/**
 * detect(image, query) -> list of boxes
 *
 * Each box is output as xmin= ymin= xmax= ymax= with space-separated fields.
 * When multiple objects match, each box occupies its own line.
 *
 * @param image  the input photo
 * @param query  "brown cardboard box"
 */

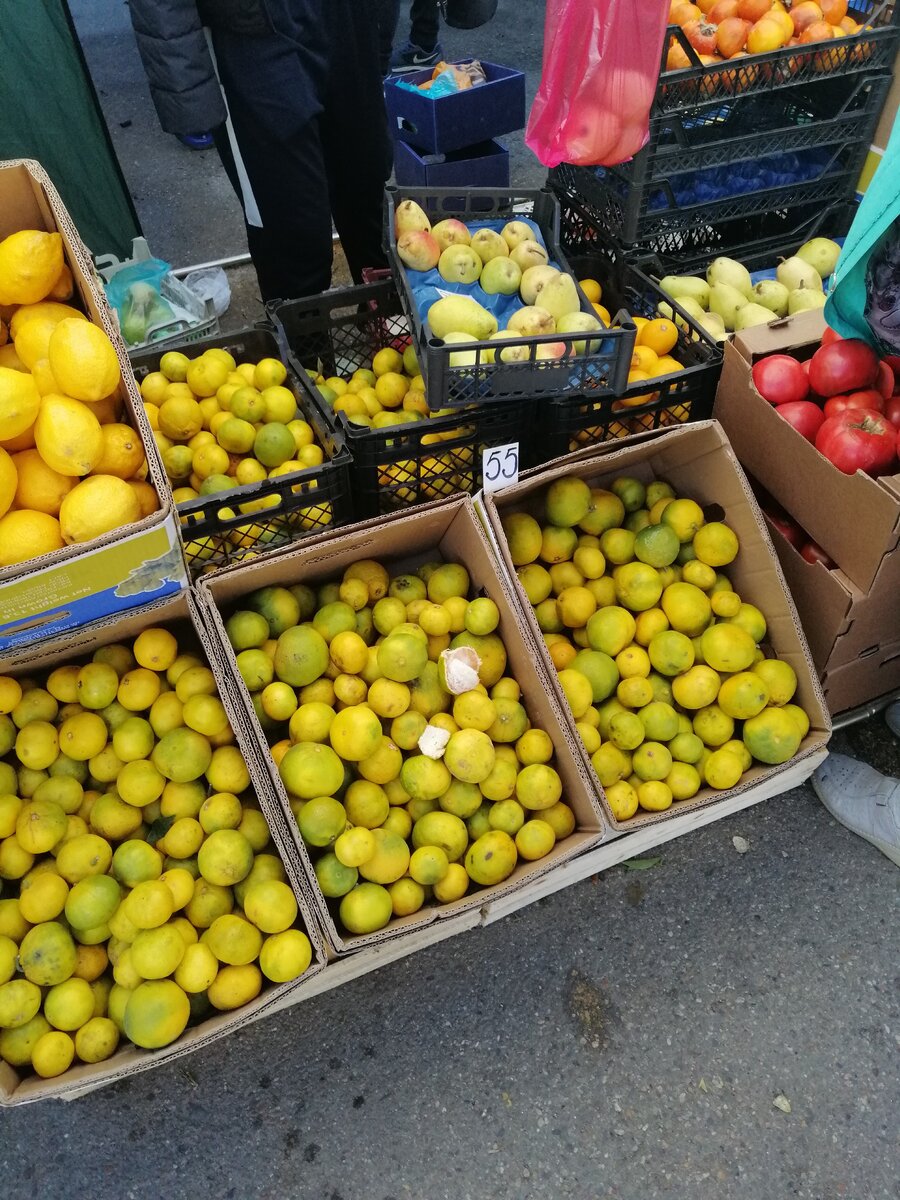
xmin=0 ymin=592 xmax=327 ymax=1106
xmin=761 ymin=511 xmax=900 ymax=712
xmin=195 ymin=496 xmax=606 ymax=955
xmin=0 ymin=160 xmax=185 ymax=653
xmin=480 ymin=420 xmax=831 ymax=833
xmin=714 ymin=309 xmax=900 ymax=594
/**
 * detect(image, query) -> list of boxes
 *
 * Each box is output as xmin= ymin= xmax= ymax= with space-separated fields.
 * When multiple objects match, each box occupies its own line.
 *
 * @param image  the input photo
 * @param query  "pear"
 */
xmin=708 ymin=283 xmax=749 ymax=331
xmin=555 ymin=311 xmax=603 ymax=355
xmin=532 ymin=273 xmax=580 ymax=322
xmin=776 ymin=256 xmax=822 ymax=294
xmin=397 ymin=230 xmax=440 ymax=272
xmin=501 ymin=220 xmax=534 ymax=251
xmin=470 ymin=228 xmax=509 ymax=264
xmin=751 ymin=279 xmax=790 ymax=317
xmin=796 ymin=237 xmax=841 ymax=279
xmin=520 ymin=265 xmax=559 ymax=306
xmin=696 ymin=312 xmax=727 ymax=341
xmin=480 ymin=257 xmax=522 ymax=296
xmin=660 ymin=297 xmax=706 ymax=328
xmin=427 ymin=295 xmax=498 ymax=340
xmin=394 ymin=199 xmax=431 ymax=236
xmin=438 ymin=245 xmax=482 ymax=285
xmin=733 ymin=303 xmax=778 ymax=332
xmin=509 ymin=241 xmax=549 ymax=271
xmin=490 ymin=331 xmax=530 ymax=363
xmin=431 ymin=219 xmax=471 ymax=251
xmin=442 ymin=331 xmax=480 ymax=367
xmin=506 ymin=306 xmax=555 ymax=336
xmin=707 ymin=257 xmax=754 ymax=299
xmin=787 ymin=288 xmax=827 ymax=315
xmin=659 ymin=275 xmax=710 ymax=310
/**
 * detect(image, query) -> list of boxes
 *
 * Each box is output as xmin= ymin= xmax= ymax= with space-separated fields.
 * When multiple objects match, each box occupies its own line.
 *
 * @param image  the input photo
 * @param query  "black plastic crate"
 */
xmin=384 ymin=186 xmax=636 ymax=410
xmin=130 ymin=328 xmax=351 ymax=573
xmin=269 ymin=280 xmax=537 ymax=518
xmin=550 ymin=79 xmax=884 ymax=243
xmin=557 ymin=190 xmax=859 ymax=276
xmin=535 ymin=238 xmax=722 ymax=462
xmin=656 ymin=0 xmax=899 ymax=116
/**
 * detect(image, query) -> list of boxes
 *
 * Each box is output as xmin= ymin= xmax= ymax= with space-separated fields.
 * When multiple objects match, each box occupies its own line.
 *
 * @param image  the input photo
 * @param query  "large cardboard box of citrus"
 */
xmin=0 ymin=160 xmax=185 ymax=653
xmin=195 ymin=496 xmax=606 ymax=955
xmin=0 ymin=591 xmax=326 ymax=1106
xmin=480 ymin=420 xmax=831 ymax=832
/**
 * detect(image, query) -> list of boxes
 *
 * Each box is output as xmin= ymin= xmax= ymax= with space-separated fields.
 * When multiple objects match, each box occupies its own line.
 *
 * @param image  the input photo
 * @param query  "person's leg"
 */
xmin=321 ymin=0 xmax=393 ymax=281
xmin=377 ymin=0 xmax=403 ymax=75
xmin=209 ymin=33 xmax=334 ymax=303
xmin=409 ymin=0 xmax=441 ymax=51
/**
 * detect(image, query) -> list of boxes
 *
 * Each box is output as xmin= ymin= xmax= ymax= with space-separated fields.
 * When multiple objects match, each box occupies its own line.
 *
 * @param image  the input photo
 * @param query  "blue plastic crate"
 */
xmin=393 ymin=138 xmax=509 ymax=188
xmin=384 ymin=61 xmax=525 ymax=155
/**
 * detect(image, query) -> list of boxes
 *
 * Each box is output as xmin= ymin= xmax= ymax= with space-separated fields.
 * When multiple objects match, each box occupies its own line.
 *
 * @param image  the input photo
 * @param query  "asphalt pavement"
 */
xmin=3 ymin=5 xmax=897 ymax=1197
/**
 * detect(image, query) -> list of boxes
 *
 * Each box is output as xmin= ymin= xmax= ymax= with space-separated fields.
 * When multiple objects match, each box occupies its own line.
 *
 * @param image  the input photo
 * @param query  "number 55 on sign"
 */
xmin=482 ymin=443 xmax=519 ymax=494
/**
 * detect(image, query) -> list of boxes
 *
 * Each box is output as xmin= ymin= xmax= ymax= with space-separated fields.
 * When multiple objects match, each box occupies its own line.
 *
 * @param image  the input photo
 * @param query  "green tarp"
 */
xmin=0 ymin=0 xmax=140 ymax=257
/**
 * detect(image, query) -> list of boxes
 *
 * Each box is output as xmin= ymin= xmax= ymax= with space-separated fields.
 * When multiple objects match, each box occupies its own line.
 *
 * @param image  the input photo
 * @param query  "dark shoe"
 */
xmin=177 ymin=132 xmax=214 ymax=151
xmin=388 ymin=41 xmax=444 ymax=74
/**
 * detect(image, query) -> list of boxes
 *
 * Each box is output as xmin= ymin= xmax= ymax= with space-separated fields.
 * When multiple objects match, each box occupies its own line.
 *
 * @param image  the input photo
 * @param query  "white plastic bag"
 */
xmin=182 ymin=267 xmax=231 ymax=317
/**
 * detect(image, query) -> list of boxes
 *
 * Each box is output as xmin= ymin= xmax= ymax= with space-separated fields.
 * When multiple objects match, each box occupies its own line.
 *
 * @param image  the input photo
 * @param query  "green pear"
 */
xmin=532 ymin=273 xmax=580 ymax=322
xmin=555 ymin=311 xmax=603 ymax=355
xmin=660 ymin=297 xmax=706 ymax=328
xmin=480 ymin=256 xmax=522 ymax=296
xmin=707 ymin=257 xmax=754 ymax=299
xmin=427 ymin=295 xmax=498 ymax=340
xmin=708 ymin=283 xmax=750 ymax=331
xmin=733 ymin=302 xmax=777 ymax=332
xmin=751 ymin=280 xmax=789 ymax=317
xmin=659 ymin=275 xmax=710 ymax=309
xmin=796 ymin=237 xmax=841 ymax=279
xmin=696 ymin=312 xmax=726 ymax=341
xmin=787 ymin=287 xmax=827 ymax=315
xmin=520 ymin=264 xmax=559 ymax=306
xmin=776 ymin=256 xmax=822 ymax=294
xmin=442 ymin=332 xmax=480 ymax=367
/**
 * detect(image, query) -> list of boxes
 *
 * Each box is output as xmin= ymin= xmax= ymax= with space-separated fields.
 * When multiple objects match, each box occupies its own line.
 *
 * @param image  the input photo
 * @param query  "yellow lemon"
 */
xmin=11 ymin=447 xmax=73 ymax=515
xmin=59 ymin=475 xmax=142 ymax=544
xmin=0 ymin=230 xmax=64 ymax=305
xmin=0 ymin=508 xmax=64 ymax=565
xmin=48 ymin=319 xmax=120 ymax=402
xmin=34 ymin=393 xmax=103 ymax=476
xmin=0 ymin=366 xmax=41 ymax=441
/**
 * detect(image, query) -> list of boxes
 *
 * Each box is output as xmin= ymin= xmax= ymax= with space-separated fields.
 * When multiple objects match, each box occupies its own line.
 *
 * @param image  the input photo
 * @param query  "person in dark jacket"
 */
xmin=127 ymin=0 xmax=392 ymax=302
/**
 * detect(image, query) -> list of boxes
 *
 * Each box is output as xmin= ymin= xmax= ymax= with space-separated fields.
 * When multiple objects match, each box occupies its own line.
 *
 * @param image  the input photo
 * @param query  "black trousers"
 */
xmin=378 ymin=0 xmax=441 ymax=69
xmin=211 ymin=2 xmax=392 ymax=303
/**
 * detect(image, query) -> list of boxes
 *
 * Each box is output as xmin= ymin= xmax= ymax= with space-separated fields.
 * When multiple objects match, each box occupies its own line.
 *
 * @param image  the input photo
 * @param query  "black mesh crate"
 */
xmin=656 ymin=0 xmax=898 ymax=116
xmin=269 ymin=280 xmax=537 ymax=518
xmin=557 ymin=189 xmax=858 ymax=276
xmin=551 ymin=70 xmax=888 ymax=242
xmin=130 ymin=328 xmax=351 ymax=574
xmin=534 ymin=233 xmax=722 ymax=462
xmin=384 ymin=186 xmax=637 ymax=410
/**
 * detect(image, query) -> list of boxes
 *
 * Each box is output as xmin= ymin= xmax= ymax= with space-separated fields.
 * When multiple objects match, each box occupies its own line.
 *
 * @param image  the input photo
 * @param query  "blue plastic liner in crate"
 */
xmin=385 ymin=186 xmax=637 ymax=411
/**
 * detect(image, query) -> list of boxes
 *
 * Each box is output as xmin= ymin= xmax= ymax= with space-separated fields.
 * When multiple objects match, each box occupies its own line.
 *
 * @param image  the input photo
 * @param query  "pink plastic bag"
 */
xmin=526 ymin=0 xmax=670 ymax=168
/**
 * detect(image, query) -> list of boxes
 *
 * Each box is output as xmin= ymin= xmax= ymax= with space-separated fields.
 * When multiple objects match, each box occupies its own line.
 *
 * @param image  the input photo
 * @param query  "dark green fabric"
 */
xmin=0 ymin=0 xmax=140 ymax=258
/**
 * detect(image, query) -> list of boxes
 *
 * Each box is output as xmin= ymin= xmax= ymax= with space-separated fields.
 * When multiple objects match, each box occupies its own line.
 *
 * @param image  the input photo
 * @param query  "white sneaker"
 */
xmin=812 ymin=753 xmax=900 ymax=867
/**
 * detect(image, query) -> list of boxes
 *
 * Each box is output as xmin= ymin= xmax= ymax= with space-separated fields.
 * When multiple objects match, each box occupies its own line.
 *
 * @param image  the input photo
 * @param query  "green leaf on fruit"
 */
xmin=146 ymin=815 xmax=175 ymax=846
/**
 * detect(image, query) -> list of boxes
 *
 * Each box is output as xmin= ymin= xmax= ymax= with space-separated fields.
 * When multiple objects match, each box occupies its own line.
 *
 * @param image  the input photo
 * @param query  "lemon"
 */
xmin=75 ymin=1016 xmax=120 ymax=1063
xmin=751 ymin=659 xmax=797 ymax=706
xmin=34 ymin=393 xmax=104 ymax=477
xmin=243 ymin=879 xmax=298 ymax=933
xmin=14 ymin=316 xmax=62 ymax=370
xmin=259 ymin=929 xmax=313 ymax=982
xmin=124 ymin=979 xmax=190 ymax=1048
xmin=743 ymin=707 xmax=802 ymax=764
xmin=661 ymin=497 xmax=704 ymax=543
xmin=692 ymin=522 xmax=739 ymax=567
xmin=693 ymin=704 xmax=735 ymax=748
xmin=0 ymin=979 xmax=42 ymax=1028
xmin=126 ymin=880 xmax=175 ymax=929
xmin=606 ymin=779 xmax=639 ymax=821
xmin=11 ymin=447 xmax=76 ymax=516
xmin=64 ymin=874 xmax=120 ymax=930
xmin=0 ymin=366 xmax=41 ymax=440
xmin=173 ymin=941 xmax=219 ymax=993
xmin=19 ymin=921 xmax=77 ymax=985
xmin=314 ymin=852 xmax=358 ymax=898
xmin=339 ymin=882 xmax=393 ymax=934
xmin=515 ymin=819 xmax=555 ymax=861
xmin=0 ymin=230 xmax=64 ymax=305
xmin=0 ymin=509 xmax=64 ymax=565
xmin=44 ymin=975 xmax=95 ymax=1030
xmin=31 ymin=1029 xmax=76 ymax=1078
xmin=59 ymin=475 xmax=142 ymax=544
xmin=46 ymin=319 xmax=119 ymax=403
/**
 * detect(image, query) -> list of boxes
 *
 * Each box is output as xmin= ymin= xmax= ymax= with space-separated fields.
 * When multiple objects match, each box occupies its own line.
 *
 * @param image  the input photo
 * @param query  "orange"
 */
xmin=637 ymin=319 xmax=678 ymax=356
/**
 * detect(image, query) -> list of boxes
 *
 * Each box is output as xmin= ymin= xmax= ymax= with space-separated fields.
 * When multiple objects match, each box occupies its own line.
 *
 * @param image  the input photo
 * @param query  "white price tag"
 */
xmin=482 ymin=443 xmax=519 ymax=493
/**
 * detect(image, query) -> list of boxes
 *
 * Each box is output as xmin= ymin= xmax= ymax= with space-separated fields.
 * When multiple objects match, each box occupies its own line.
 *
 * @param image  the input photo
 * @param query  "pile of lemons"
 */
xmin=0 ymin=626 xmax=313 ymax=1080
xmin=223 ymin=563 xmax=577 ymax=937
xmin=0 ymin=229 xmax=157 ymax=566
xmin=501 ymin=474 xmax=810 ymax=821
xmin=139 ymin=349 xmax=331 ymax=562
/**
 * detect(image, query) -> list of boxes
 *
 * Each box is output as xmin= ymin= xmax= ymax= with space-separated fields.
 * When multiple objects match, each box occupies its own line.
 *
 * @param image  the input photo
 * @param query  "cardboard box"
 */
xmin=761 ymin=510 xmax=900 ymax=712
xmin=0 ymin=160 xmax=186 ymax=651
xmin=0 ymin=591 xmax=327 ymax=1106
xmin=393 ymin=138 xmax=510 ymax=189
xmin=480 ymin=420 xmax=831 ymax=833
xmin=384 ymin=62 xmax=526 ymax=155
xmin=195 ymin=496 xmax=607 ymax=955
xmin=715 ymin=309 xmax=900 ymax=593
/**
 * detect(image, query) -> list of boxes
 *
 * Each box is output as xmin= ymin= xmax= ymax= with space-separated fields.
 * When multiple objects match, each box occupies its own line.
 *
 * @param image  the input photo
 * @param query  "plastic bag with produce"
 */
xmin=525 ymin=0 xmax=670 ymax=167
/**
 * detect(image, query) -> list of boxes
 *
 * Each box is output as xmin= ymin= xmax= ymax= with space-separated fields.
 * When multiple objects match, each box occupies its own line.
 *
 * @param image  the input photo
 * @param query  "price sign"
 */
xmin=481 ymin=443 xmax=519 ymax=493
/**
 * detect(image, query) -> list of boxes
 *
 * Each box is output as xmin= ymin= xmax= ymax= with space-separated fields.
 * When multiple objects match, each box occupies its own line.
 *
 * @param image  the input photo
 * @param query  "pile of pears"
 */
xmin=658 ymin=237 xmax=841 ymax=339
